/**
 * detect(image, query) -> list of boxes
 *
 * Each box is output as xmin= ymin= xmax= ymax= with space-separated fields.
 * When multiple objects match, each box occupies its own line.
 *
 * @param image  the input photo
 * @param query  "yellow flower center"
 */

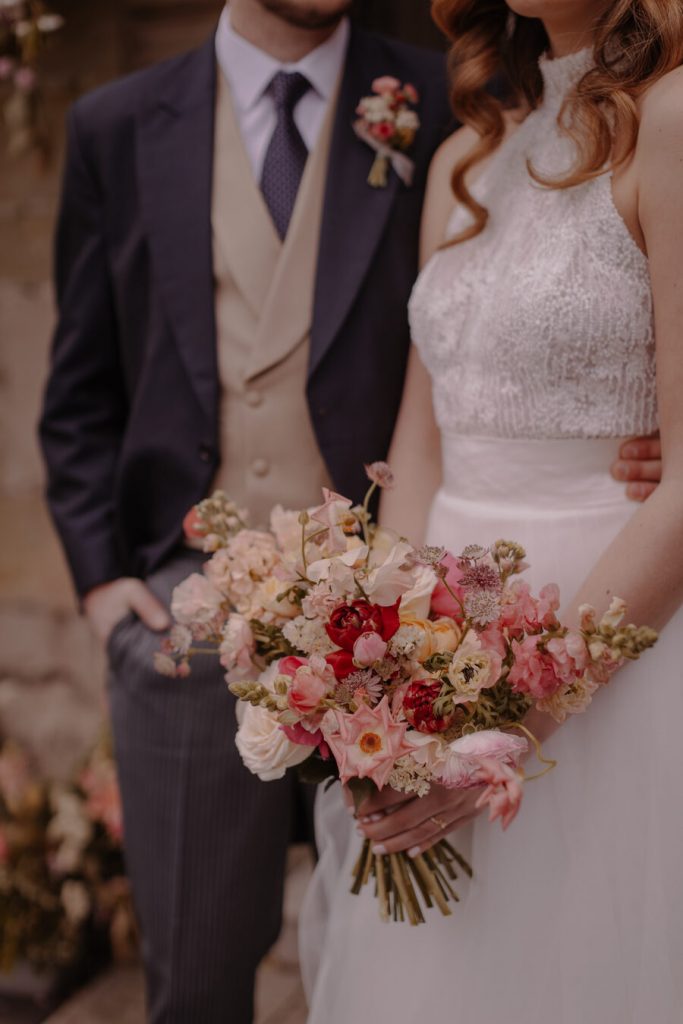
xmin=359 ymin=731 xmax=383 ymax=755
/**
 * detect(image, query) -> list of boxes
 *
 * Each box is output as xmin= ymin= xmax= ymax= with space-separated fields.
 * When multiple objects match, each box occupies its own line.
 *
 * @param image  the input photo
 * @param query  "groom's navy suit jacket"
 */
xmin=40 ymin=26 xmax=451 ymax=598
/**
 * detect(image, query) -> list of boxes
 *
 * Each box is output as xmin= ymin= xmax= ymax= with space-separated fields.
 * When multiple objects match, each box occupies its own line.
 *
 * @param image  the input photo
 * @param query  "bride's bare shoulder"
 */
xmin=420 ymin=113 xmax=520 ymax=262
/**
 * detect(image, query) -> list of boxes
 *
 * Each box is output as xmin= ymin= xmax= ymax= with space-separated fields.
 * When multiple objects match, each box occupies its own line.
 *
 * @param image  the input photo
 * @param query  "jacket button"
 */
xmin=252 ymin=458 xmax=270 ymax=478
xmin=198 ymin=444 xmax=213 ymax=463
xmin=245 ymin=389 xmax=263 ymax=408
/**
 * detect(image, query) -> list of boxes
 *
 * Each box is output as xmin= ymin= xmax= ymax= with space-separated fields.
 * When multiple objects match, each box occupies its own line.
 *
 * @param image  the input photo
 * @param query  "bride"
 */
xmin=301 ymin=1 xmax=683 ymax=1021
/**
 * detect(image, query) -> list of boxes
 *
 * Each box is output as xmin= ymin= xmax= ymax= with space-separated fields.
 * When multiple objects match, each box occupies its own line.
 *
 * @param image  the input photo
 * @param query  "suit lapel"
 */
xmin=137 ymin=36 xmax=218 ymax=422
xmin=309 ymin=27 xmax=401 ymax=378
xmin=212 ymin=68 xmax=282 ymax=318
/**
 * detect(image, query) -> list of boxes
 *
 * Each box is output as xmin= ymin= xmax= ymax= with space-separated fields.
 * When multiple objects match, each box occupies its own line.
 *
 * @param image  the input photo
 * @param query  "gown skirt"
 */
xmin=300 ymin=435 xmax=683 ymax=1024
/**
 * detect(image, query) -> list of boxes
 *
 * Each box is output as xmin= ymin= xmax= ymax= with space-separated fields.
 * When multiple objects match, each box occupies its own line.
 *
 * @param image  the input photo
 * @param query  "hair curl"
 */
xmin=431 ymin=0 xmax=683 ymax=243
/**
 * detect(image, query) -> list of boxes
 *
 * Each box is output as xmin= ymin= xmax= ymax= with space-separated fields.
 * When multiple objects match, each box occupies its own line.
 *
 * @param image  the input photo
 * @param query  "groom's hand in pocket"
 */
xmin=83 ymin=578 xmax=171 ymax=646
xmin=611 ymin=433 xmax=662 ymax=501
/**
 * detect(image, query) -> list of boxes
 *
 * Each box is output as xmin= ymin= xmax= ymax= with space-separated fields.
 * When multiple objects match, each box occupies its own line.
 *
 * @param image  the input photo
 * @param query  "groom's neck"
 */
xmin=229 ymin=0 xmax=342 ymax=63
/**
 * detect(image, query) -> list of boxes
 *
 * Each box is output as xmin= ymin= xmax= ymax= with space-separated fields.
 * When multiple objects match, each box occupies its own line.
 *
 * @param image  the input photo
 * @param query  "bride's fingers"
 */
xmin=356 ymin=787 xmax=414 ymax=821
xmin=360 ymin=791 xmax=470 ymax=843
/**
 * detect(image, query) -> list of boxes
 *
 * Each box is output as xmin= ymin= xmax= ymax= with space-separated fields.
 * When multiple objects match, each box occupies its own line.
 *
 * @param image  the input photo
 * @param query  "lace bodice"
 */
xmin=409 ymin=49 xmax=657 ymax=441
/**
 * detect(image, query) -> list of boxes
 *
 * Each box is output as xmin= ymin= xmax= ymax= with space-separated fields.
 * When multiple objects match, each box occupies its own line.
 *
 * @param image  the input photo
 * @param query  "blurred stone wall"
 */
xmin=0 ymin=0 xmax=443 ymax=779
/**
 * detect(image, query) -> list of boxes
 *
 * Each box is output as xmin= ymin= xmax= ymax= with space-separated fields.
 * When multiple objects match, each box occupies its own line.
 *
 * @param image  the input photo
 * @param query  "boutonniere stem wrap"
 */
xmin=354 ymin=77 xmax=421 ymax=188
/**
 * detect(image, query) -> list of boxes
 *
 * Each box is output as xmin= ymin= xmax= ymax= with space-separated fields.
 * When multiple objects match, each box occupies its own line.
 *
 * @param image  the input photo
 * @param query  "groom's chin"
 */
xmin=259 ymin=0 xmax=353 ymax=30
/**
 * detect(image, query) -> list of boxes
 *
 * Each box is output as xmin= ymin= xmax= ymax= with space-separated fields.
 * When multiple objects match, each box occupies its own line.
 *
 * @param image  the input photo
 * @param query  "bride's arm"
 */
xmin=379 ymin=128 xmax=478 ymax=542
xmin=362 ymin=73 xmax=683 ymax=854
xmin=527 ymin=68 xmax=683 ymax=743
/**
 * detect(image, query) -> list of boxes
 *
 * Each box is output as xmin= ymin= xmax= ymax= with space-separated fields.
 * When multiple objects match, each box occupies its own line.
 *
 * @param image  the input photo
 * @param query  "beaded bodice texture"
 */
xmin=409 ymin=49 xmax=656 ymax=440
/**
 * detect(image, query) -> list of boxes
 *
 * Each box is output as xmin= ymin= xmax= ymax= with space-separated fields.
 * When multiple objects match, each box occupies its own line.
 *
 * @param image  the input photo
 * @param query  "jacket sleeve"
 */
xmin=39 ymin=102 xmax=128 ymax=598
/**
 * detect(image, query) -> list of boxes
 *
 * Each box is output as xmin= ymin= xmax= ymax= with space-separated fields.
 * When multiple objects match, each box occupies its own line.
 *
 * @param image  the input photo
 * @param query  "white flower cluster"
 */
xmin=282 ymin=616 xmax=336 ymax=657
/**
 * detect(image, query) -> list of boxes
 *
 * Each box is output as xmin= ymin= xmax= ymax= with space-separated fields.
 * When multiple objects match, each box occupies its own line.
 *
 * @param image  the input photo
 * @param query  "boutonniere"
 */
xmin=353 ymin=77 xmax=421 ymax=189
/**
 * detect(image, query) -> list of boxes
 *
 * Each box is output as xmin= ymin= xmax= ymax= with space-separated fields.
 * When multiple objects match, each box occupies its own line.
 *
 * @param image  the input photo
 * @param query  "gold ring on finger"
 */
xmin=429 ymin=815 xmax=448 ymax=831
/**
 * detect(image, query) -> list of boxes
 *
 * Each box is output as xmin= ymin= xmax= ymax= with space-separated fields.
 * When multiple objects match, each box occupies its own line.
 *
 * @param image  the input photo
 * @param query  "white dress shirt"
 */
xmin=215 ymin=6 xmax=350 ymax=182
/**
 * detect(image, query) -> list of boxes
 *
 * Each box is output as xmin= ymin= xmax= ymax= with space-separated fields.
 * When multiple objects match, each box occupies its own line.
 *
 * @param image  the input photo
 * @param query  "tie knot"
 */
xmin=269 ymin=71 xmax=311 ymax=114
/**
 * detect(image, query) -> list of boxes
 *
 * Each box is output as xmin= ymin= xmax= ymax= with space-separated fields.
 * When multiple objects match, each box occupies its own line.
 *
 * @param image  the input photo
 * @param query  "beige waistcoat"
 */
xmin=210 ymin=67 xmax=336 ymax=528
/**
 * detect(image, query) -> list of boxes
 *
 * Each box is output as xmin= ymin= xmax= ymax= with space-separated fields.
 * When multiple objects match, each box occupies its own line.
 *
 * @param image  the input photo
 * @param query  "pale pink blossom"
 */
xmin=219 ymin=614 xmax=256 ymax=681
xmin=536 ymin=584 xmax=561 ymax=629
xmin=508 ymin=636 xmax=563 ymax=700
xmin=310 ymin=488 xmax=355 ymax=554
xmin=153 ymin=652 xmax=179 ymax=678
xmin=475 ymin=758 xmax=524 ymax=830
xmin=364 ymin=461 xmax=395 ymax=488
xmin=546 ymin=630 xmax=588 ymax=684
xmin=171 ymin=573 xmax=224 ymax=626
xmin=365 ymin=539 xmax=416 ymax=606
xmin=324 ymin=697 xmax=411 ymax=789
xmin=537 ymin=675 xmax=600 ymax=723
xmin=353 ymin=631 xmax=388 ymax=667
xmin=372 ymin=75 xmax=401 ymax=95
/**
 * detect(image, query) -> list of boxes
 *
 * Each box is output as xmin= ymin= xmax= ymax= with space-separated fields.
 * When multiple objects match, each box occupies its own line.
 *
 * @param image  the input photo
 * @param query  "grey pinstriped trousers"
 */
xmin=107 ymin=550 xmax=299 ymax=1023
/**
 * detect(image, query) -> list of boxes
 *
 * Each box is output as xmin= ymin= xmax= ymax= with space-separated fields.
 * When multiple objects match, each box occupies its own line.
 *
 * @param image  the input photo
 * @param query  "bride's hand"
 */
xmin=354 ymin=782 xmax=483 ymax=858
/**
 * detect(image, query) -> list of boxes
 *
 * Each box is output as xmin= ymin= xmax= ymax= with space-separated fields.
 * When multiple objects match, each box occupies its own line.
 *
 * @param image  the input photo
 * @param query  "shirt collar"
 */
xmin=215 ymin=6 xmax=350 ymax=114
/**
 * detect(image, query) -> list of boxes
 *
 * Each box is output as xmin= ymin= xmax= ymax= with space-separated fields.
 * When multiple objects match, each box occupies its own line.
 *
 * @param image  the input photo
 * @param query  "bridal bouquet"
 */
xmin=157 ymin=465 xmax=657 ymax=925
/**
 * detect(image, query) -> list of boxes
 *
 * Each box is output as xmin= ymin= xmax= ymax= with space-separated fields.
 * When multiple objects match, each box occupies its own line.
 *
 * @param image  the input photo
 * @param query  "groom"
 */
xmin=39 ymin=1 xmax=661 ymax=1021
xmin=39 ymin=3 xmax=452 ymax=1022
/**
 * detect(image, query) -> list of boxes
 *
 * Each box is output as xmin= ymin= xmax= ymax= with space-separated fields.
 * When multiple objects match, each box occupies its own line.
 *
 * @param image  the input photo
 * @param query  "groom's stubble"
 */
xmin=257 ymin=0 xmax=353 ymax=30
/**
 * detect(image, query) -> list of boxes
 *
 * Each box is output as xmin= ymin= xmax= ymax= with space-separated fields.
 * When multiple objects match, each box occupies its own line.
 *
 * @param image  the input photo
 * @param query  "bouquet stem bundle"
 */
xmin=351 ymin=839 xmax=472 ymax=925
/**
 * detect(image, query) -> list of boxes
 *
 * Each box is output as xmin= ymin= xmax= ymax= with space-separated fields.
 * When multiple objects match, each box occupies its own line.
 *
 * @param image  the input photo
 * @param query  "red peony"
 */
xmin=325 ymin=650 xmax=356 ymax=680
xmin=403 ymin=679 xmax=454 ymax=734
xmin=325 ymin=599 xmax=400 ymax=652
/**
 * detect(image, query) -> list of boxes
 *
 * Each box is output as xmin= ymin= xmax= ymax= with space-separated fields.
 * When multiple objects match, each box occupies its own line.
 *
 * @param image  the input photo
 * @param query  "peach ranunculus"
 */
xmin=396 ymin=612 xmax=461 ymax=662
xmin=171 ymin=573 xmax=224 ymax=626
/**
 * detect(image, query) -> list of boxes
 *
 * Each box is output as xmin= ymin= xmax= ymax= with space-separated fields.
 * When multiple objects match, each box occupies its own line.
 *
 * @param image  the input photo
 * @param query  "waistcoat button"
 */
xmin=252 ymin=458 xmax=270 ymax=478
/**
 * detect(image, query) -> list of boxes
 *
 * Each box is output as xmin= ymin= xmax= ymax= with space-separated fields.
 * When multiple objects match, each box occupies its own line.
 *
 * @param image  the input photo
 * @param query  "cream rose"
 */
xmin=235 ymin=703 xmax=312 ymax=781
xmin=398 ymin=613 xmax=461 ymax=661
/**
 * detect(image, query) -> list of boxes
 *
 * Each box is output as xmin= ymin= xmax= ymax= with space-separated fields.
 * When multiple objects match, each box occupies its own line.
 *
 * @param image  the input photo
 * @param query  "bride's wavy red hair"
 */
xmin=431 ymin=0 xmax=683 ymax=243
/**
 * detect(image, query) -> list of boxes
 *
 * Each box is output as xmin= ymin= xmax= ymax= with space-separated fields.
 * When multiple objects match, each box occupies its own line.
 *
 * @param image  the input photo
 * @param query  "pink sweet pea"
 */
xmin=353 ymin=631 xmax=388 ymax=667
xmin=430 ymin=553 xmax=466 ymax=623
xmin=546 ymin=630 xmax=589 ymax=684
xmin=171 ymin=573 xmax=224 ymax=626
xmin=475 ymin=758 xmax=523 ymax=830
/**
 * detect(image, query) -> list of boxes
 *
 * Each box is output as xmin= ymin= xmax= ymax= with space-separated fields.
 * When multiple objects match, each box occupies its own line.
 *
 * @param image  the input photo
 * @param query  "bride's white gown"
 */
xmin=301 ymin=50 xmax=683 ymax=1023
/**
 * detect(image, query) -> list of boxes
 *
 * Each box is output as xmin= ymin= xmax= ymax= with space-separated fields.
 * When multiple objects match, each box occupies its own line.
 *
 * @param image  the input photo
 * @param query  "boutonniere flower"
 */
xmin=353 ymin=77 xmax=420 ymax=189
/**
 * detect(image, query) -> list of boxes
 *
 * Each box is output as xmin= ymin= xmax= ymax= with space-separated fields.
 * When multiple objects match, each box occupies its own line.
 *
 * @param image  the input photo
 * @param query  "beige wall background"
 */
xmin=0 ymin=0 xmax=444 ymax=778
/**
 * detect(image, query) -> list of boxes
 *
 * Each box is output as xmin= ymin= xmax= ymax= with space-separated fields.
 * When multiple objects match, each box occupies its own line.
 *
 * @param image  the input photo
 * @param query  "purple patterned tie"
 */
xmin=260 ymin=71 xmax=311 ymax=240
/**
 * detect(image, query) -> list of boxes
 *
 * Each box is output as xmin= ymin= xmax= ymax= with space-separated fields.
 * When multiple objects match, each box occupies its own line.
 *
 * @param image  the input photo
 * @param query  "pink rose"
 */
xmin=353 ymin=631 xmax=388 ymax=667
xmin=430 ymin=552 xmax=466 ymax=623
xmin=508 ymin=636 xmax=563 ymax=699
xmin=372 ymin=75 xmax=401 ymax=95
xmin=475 ymin=758 xmax=524 ymax=830
xmin=171 ymin=573 xmax=224 ymax=626
xmin=285 ymin=656 xmax=336 ymax=717
xmin=436 ymin=730 xmax=527 ymax=790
